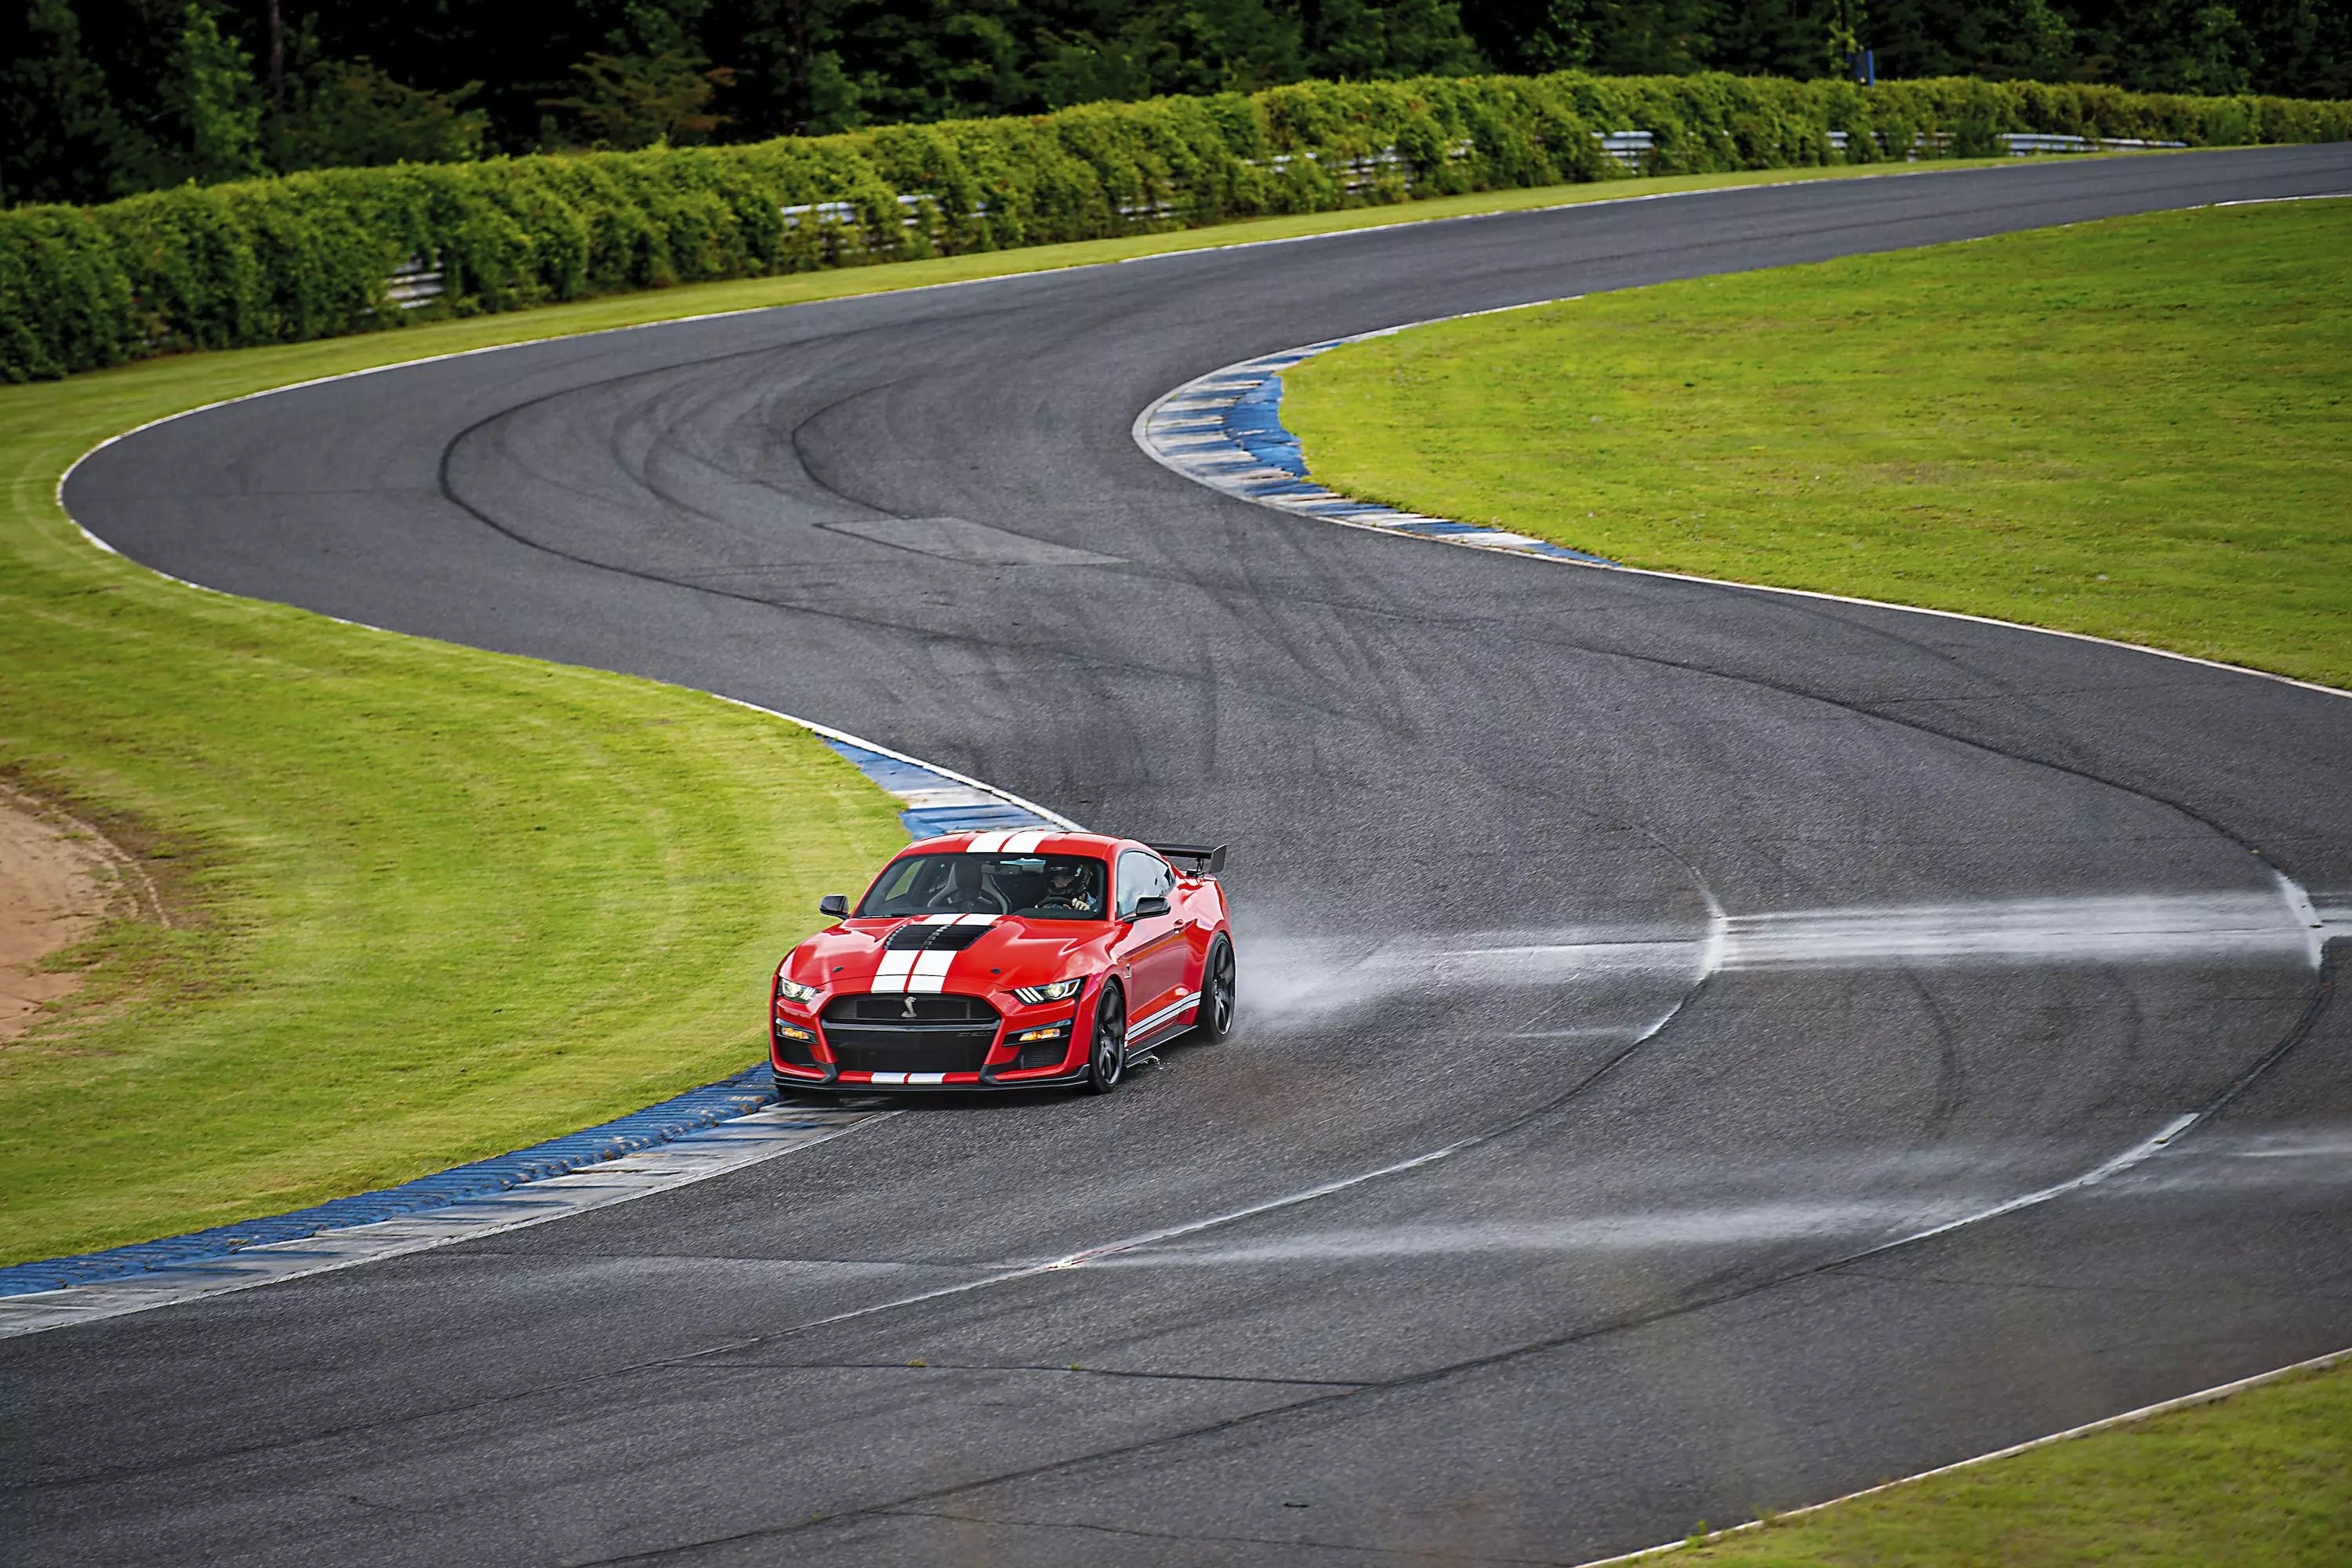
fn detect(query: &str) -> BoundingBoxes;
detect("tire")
[1083,981,1127,1095]
[1193,934,1236,1043]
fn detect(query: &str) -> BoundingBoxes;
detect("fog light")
[775,1024,815,1043]
[1014,1024,1069,1044]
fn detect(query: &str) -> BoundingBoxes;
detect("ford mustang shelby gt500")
[770,829,1236,1094]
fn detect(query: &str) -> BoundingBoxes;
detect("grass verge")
[1283,198,2352,689]
[0,154,2162,1266]
[1658,1357,2352,1567]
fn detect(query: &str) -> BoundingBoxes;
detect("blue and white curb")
[0,702,1078,1338]
[1132,331,1614,566]
[0,1098,880,1339]
[0,1065,789,1301]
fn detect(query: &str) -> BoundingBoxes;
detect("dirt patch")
[0,782,154,1044]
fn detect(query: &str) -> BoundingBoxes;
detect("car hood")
[788,915,1108,996]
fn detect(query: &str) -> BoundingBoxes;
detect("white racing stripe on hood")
[871,948,917,993]
[873,916,960,992]
[908,949,957,993]
[878,913,1000,994]
[933,913,1001,993]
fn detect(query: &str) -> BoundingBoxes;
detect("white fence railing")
[384,256,445,309]
[381,127,2187,305]
[1597,130,1655,169]
[1829,129,2185,158]
[2002,132,2187,153]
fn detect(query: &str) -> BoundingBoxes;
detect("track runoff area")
[18,145,2352,1565]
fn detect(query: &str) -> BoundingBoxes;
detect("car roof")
[898,829,1134,858]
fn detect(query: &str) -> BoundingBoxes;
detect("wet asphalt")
[13,144,2352,1564]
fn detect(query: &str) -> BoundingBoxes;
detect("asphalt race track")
[16,147,2352,1565]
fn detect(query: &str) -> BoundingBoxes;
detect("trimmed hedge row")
[6,71,2349,381]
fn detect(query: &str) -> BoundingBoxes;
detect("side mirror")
[1128,895,1171,921]
[818,895,849,919]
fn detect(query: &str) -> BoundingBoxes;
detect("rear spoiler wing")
[1149,842,1227,877]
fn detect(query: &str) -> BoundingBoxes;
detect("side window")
[862,858,920,912]
[1117,851,1174,916]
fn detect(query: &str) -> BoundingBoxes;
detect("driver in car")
[1033,860,1101,915]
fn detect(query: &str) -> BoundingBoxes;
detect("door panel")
[1114,851,1187,1029]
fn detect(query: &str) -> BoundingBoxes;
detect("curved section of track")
[13,148,2352,1566]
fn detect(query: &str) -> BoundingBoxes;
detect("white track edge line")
[2277,868,2328,970]
[670,903,1732,1352]
[1572,1341,2352,1567]
[1859,1110,2200,1260]
[1131,239,2352,706]
[711,695,1081,830]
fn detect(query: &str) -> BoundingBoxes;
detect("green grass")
[1658,1358,2352,1566]
[1283,198,2352,689]
[0,155,2053,1266]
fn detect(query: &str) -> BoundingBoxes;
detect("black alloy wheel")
[1195,935,1236,1043]
[1084,982,1126,1094]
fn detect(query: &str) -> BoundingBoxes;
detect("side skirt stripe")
[1130,991,1201,1036]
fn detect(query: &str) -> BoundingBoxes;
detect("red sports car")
[770,830,1236,1094]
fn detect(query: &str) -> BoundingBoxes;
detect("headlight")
[775,976,819,1005]
[1012,976,1086,1004]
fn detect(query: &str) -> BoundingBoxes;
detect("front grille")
[826,994,997,1025]
[821,993,1000,1074]
[826,1027,996,1074]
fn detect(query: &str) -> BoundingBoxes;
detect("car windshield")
[857,853,1109,921]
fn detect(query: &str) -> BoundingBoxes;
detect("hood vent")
[884,922,995,952]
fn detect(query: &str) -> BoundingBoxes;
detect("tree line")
[5,0,2348,205]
